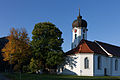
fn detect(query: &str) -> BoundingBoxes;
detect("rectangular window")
[115,60,118,71]
[71,43,73,49]
[83,34,85,39]
[98,56,101,70]
[75,34,77,39]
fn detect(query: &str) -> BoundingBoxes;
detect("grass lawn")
[2,72,120,80]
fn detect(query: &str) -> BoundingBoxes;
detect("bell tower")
[72,9,88,49]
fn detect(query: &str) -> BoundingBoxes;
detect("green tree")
[29,58,40,73]
[31,22,64,72]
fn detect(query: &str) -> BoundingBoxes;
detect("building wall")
[72,27,81,49]
[58,53,120,76]
[58,53,94,76]
[72,27,87,49]
[94,54,110,76]
[110,57,120,76]
[94,54,120,76]
[79,53,93,76]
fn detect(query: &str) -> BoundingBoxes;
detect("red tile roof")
[66,39,120,57]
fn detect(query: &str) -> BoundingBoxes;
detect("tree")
[31,22,64,72]
[2,27,32,72]
[29,58,40,73]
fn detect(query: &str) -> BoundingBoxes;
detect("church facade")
[57,10,120,76]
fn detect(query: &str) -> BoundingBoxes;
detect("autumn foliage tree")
[2,27,32,72]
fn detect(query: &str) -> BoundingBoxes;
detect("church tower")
[72,9,88,49]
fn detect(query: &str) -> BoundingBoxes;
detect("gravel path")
[0,73,10,80]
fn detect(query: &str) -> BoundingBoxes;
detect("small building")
[58,9,120,76]
[0,37,9,72]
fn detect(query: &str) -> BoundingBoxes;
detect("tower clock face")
[74,29,77,33]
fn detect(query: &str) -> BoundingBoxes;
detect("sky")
[0,0,120,52]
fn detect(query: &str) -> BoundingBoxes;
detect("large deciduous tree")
[31,22,64,72]
[2,27,32,71]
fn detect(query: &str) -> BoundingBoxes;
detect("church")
[57,10,120,76]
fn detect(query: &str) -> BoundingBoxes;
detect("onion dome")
[72,9,87,28]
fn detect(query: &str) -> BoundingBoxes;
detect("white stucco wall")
[94,54,120,76]
[79,53,93,76]
[72,27,81,49]
[59,53,94,76]
[72,27,87,49]
[94,54,110,76]
[58,53,120,76]
[111,57,120,76]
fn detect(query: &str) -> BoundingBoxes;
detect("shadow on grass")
[2,72,120,80]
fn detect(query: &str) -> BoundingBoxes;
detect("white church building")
[57,10,120,76]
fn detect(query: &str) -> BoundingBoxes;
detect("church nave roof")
[66,39,120,57]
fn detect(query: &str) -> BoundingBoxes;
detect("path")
[0,73,10,80]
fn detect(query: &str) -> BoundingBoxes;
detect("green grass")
[2,72,120,80]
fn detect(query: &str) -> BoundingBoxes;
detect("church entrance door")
[104,68,107,76]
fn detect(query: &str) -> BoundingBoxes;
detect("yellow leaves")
[2,40,16,62]
[2,27,31,64]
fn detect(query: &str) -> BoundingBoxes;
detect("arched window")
[83,34,85,39]
[75,45,76,48]
[75,34,77,39]
[98,56,101,69]
[115,59,118,71]
[84,57,89,69]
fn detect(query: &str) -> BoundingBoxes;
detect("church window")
[83,34,85,39]
[75,34,77,39]
[84,57,89,69]
[62,67,64,71]
[115,59,118,71]
[75,45,76,47]
[98,56,101,69]
[71,43,73,49]
[83,29,85,33]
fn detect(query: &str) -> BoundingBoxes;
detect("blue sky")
[0,0,120,52]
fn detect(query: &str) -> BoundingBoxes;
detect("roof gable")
[96,41,120,57]
[66,39,106,55]
[66,39,120,57]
